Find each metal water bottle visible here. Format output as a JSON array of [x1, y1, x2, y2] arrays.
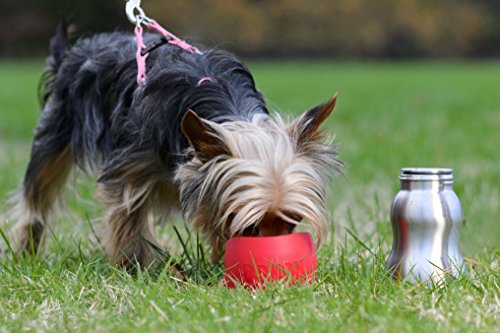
[[386, 168, 465, 283]]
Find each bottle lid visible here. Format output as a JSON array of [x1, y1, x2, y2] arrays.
[[400, 168, 454, 183]]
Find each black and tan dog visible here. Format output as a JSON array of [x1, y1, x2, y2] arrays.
[[9, 24, 342, 268]]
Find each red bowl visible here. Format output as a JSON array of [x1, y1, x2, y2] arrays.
[[222, 232, 317, 289]]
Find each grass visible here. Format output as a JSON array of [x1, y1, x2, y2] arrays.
[[1, 60, 499, 332]]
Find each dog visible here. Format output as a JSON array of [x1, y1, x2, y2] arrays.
[[9, 23, 343, 268]]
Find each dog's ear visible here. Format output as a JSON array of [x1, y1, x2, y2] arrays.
[[181, 110, 229, 162], [290, 92, 338, 143]]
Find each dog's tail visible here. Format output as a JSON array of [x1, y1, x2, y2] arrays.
[[39, 20, 70, 106]]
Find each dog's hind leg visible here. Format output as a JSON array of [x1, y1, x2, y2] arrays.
[[10, 99, 74, 254]]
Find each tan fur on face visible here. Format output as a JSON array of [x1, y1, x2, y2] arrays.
[[176, 112, 342, 257]]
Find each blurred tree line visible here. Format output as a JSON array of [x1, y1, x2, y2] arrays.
[[0, 0, 499, 58]]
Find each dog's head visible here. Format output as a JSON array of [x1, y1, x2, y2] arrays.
[[175, 93, 342, 260]]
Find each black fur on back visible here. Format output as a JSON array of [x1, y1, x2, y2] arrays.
[[39, 30, 269, 173]]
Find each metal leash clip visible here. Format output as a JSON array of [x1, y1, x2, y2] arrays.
[[125, 0, 150, 26]]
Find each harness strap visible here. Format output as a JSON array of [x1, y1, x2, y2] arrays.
[[134, 25, 148, 84], [146, 20, 202, 55], [197, 77, 216, 87]]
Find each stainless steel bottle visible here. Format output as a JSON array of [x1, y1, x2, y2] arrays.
[[386, 168, 465, 283]]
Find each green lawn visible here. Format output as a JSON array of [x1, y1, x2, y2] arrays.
[[0, 60, 499, 332]]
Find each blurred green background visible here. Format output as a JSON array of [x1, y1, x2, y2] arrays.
[[1, 0, 500, 59]]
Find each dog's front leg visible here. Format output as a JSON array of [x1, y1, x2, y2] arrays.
[[96, 150, 167, 269], [97, 179, 159, 269]]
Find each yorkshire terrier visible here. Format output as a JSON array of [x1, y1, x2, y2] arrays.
[[9, 24, 343, 268]]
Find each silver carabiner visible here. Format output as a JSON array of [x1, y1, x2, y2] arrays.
[[126, 0, 147, 25]]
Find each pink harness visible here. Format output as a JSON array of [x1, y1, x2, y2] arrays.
[[134, 19, 202, 85], [196, 77, 216, 86], [127, 0, 204, 85]]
